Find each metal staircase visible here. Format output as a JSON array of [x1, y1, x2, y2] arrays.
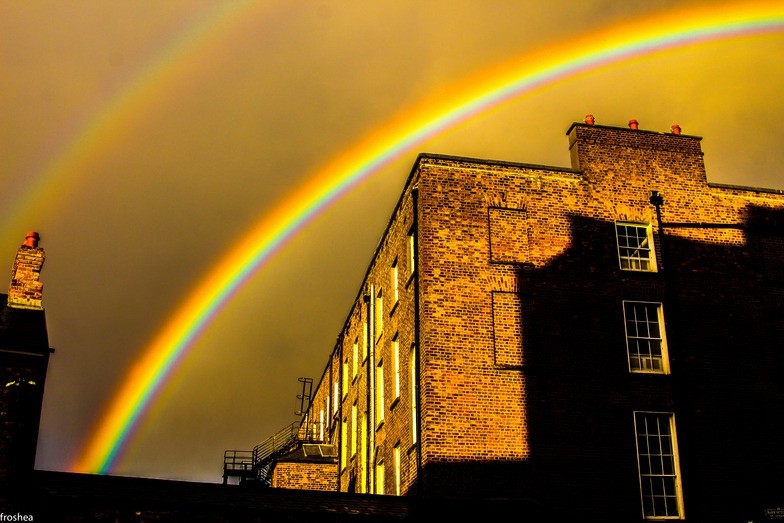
[[224, 421, 318, 485], [223, 378, 320, 485], [251, 421, 302, 485]]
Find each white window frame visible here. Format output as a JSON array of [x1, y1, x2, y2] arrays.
[[410, 344, 417, 444], [376, 459, 385, 495], [376, 360, 384, 424], [341, 418, 347, 470], [375, 289, 383, 341], [616, 221, 656, 272], [360, 413, 367, 492], [623, 301, 669, 374], [393, 334, 400, 400], [342, 358, 348, 399], [634, 412, 684, 519], [391, 259, 399, 304], [353, 339, 358, 379], [408, 229, 416, 277], [351, 404, 357, 457], [394, 443, 401, 496]]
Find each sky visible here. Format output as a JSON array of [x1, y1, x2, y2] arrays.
[[2, 0, 783, 483]]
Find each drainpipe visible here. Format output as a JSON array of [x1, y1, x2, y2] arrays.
[[369, 284, 376, 494], [363, 294, 371, 494], [411, 184, 423, 496], [336, 333, 344, 492], [650, 191, 666, 272]]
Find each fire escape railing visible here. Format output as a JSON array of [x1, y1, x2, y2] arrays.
[[222, 450, 254, 484], [223, 420, 327, 485]]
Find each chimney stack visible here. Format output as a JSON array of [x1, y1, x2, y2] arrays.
[[8, 232, 45, 310]]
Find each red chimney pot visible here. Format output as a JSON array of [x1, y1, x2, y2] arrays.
[[628, 119, 639, 130], [24, 232, 40, 248], [584, 114, 595, 125], [671, 124, 681, 135]]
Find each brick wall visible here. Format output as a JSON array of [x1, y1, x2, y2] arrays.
[[300, 122, 784, 519], [271, 461, 338, 491], [8, 243, 45, 310]]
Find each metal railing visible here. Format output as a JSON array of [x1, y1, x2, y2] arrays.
[[222, 450, 254, 484], [251, 422, 301, 477], [223, 420, 330, 485]]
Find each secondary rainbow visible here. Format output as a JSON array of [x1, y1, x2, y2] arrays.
[[74, 1, 784, 474], [0, 0, 284, 250]]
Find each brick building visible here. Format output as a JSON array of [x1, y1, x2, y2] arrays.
[[0, 233, 52, 493], [272, 120, 784, 521]]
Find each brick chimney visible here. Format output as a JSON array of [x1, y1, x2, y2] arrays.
[[8, 232, 45, 310], [566, 120, 707, 187]]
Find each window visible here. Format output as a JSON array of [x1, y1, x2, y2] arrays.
[[363, 321, 368, 361], [616, 222, 656, 271], [376, 460, 385, 495], [376, 361, 384, 424], [410, 344, 417, 444], [391, 260, 399, 304], [342, 358, 348, 399], [393, 334, 400, 400], [394, 443, 401, 496], [319, 409, 324, 441], [634, 412, 684, 519], [360, 413, 367, 492], [341, 418, 347, 469], [333, 382, 338, 413], [351, 404, 357, 457], [353, 339, 358, 379], [624, 301, 669, 373], [375, 289, 383, 340], [408, 229, 416, 276]]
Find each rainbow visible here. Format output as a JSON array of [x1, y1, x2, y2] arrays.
[[0, 0, 285, 250], [73, 1, 784, 474]]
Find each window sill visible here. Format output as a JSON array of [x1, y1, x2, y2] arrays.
[[629, 369, 670, 376], [390, 300, 399, 316], [389, 397, 400, 410], [619, 267, 658, 274]]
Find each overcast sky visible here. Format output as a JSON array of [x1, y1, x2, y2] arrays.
[[2, 0, 783, 483]]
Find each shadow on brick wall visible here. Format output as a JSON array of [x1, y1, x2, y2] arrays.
[[417, 205, 784, 521]]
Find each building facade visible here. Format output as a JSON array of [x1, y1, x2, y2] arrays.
[[0, 233, 52, 500], [287, 120, 784, 521]]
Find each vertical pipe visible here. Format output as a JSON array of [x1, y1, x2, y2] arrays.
[[411, 184, 423, 496], [369, 284, 376, 494], [363, 294, 371, 494], [336, 333, 343, 492], [650, 191, 666, 272]]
